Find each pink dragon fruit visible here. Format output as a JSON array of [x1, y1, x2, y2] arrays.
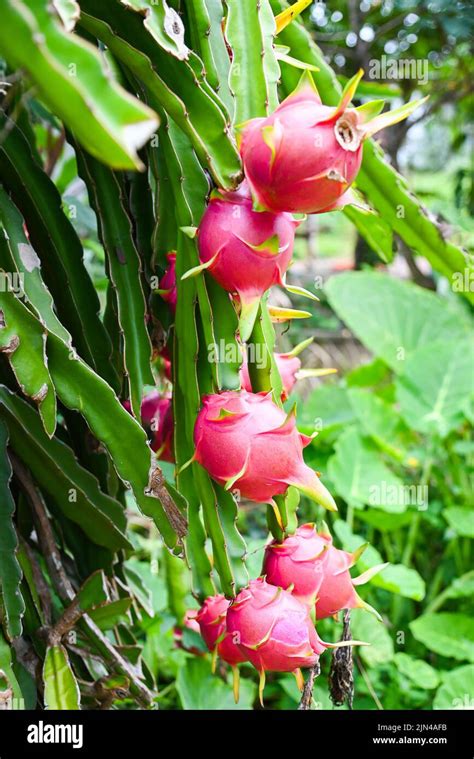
[[125, 391, 174, 462], [159, 252, 177, 313], [196, 595, 247, 667], [226, 578, 328, 702], [263, 523, 386, 619], [193, 390, 336, 510], [263, 522, 329, 606], [196, 594, 247, 702], [188, 182, 298, 340], [240, 70, 426, 214]]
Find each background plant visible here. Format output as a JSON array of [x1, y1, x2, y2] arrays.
[[0, 0, 472, 711]]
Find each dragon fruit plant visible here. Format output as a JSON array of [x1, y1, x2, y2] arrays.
[[0, 0, 465, 714]]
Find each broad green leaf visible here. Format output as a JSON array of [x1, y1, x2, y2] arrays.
[[297, 383, 356, 438], [0, 421, 24, 639], [0, 287, 56, 436], [43, 645, 80, 710], [350, 609, 394, 667], [433, 665, 474, 709], [180, 627, 208, 655], [333, 520, 425, 601], [368, 564, 425, 602], [325, 271, 470, 373], [427, 571, 474, 615], [410, 613, 474, 662], [442, 572, 474, 602], [0, 0, 158, 169], [226, 0, 280, 123], [394, 653, 440, 690], [176, 657, 256, 710], [328, 427, 407, 513], [346, 358, 390, 388], [356, 509, 413, 533], [0, 116, 118, 389], [79, 0, 242, 189], [348, 388, 408, 462], [75, 148, 154, 419], [444, 507, 474, 538], [0, 386, 131, 552], [396, 340, 474, 438]]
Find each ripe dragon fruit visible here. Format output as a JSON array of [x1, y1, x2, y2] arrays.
[[125, 391, 174, 462], [196, 595, 247, 667], [193, 390, 336, 510], [226, 578, 337, 702], [186, 182, 299, 340], [263, 523, 387, 619], [158, 251, 177, 313], [196, 594, 247, 702], [240, 70, 426, 214]]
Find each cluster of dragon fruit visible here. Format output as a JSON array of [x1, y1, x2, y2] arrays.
[[136, 72, 420, 701]]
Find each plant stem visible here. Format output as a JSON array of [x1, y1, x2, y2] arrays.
[[355, 655, 383, 710], [393, 454, 434, 623], [346, 500, 354, 530]]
